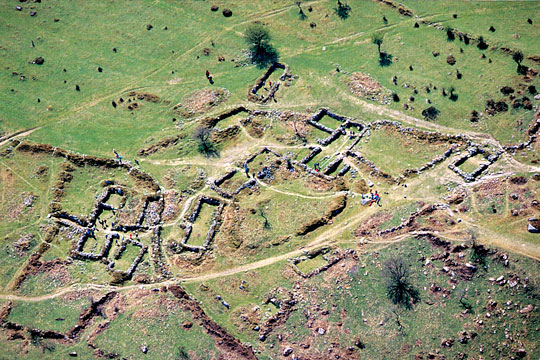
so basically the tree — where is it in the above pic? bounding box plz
[468,230,488,270]
[372,33,384,57]
[244,23,279,68]
[513,50,526,74]
[296,2,307,20]
[449,86,458,101]
[193,127,218,157]
[372,33,392,66]
[455,289,473,311]
[381,256,420,309]
[446,27,455,41]
[334,1,352,20]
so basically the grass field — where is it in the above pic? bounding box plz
[1,0,539,358]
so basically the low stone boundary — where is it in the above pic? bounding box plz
[323,155,344,175]
[0,292,119,346]
[448,146,502,182]
[15,141,160,192]
[247,63,291,104]
[169,285,258,359]
[346,150,393,182]
[297,194,347,236]
[201,106,250,128]
[71,233,118,261]
[377,203,448,236]
[109,238,148,278]
[307,108,365,146]
[300,146,321,164]
[171,195,225,253]
[209,170,258,199]
[504,111,540,152]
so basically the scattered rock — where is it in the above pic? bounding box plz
[441,338,454,348]
[141,345,148,354]
[283,347,293,356]
[446,54,456,66]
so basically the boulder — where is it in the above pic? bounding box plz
[283,347,293,356]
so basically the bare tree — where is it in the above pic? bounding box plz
[193,127,218,157]
[381,256,419,309]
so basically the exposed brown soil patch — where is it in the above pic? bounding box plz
[173,88,229,118]
[349,72,389,102]
[127,91,160,103]
[212,125,241,144]
[354,211,392,237]
[473,178,506,198]
[138,136,181,156]
[297,194,347,236]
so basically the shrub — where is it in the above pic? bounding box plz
[446,27,455,41]
[500,86,515,95]
[422,106,440,120]
[334,1,352,20]
[477,36,488,50]
[470,110,479,122]
[210,5,219,12]
[222,8,232,17]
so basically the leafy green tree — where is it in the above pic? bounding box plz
[244,23,279,68]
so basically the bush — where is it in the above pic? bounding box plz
[392,92,400,102]
[210,5,219,12]
[477,36,488,50]
[334,1,352,20]
[446,27,455,41]
[222,8,232,17]
[500,86,515,95]
[470,110,479,122]
[422,106,440,120]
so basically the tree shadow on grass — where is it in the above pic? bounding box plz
[379,52,393,67]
